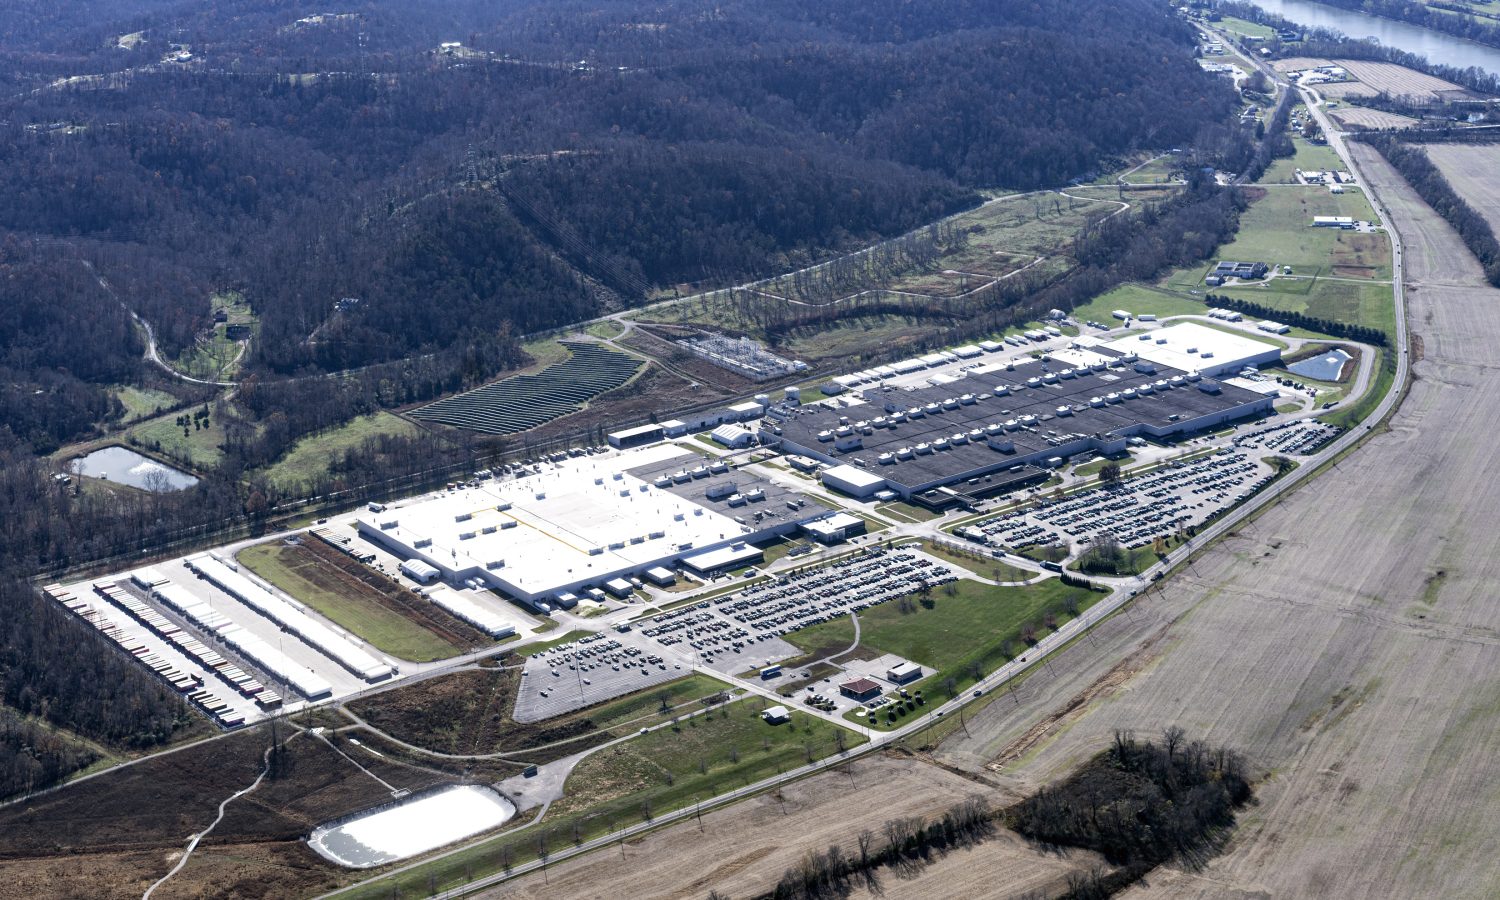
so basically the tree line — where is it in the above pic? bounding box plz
[1205,294,1392,344]
[1355,136,1500,286]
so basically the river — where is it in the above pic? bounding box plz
[1245,0,1500,76]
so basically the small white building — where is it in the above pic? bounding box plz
[887,662,923,684]
[644,566,676,586]
[821,464,887,498]
[762,704,791,725]
[711,424,755,449]
[401,559,439,583]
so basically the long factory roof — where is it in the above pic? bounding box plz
[774,351,1269,490]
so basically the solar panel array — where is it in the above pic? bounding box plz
[411,341,643,435]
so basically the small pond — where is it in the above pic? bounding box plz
[69,446,198,491]
[1287,348,1352,382]
[308,784,516,868]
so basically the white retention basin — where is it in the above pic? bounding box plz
[308,784,516,868]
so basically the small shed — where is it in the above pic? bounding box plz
[762,705,791,725]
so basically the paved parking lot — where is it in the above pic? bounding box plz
[1238,419,1340,455]
[976,449,1275,550]
[713,548,957,636]
[513,634,687,722]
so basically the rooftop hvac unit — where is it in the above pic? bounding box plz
[379,519,399,529]
[673,512,685,521]
[487,559,504,569]
[952,433,969,445]
[414,537,432,548]
[501,520,518,530]
[458,531,476,540]
[455,512,472,522]
[649,530,666,539]
[481,525,497,534]
[594,477,604,485]
[534,492,546,500]
[613,472,623,480]
[496,502,512,512]
[588,547,604,556]
[879,453,895,465]
[609,541,625,550]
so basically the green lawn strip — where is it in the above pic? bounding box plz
[1322,346,1394,431]
[262,412,421,490]
[920,540,1031,582]
[874,501,941,523]
[785,579,1097,730]
[515,630,592,656]
[333,700,863,899]
[236,542,462,662]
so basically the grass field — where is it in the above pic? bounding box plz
[263,412,419,490]
[1120,155,1183,185]
[1260,137,1345,184]
[127,407,228,469]
[1192,186,1388,280]
[784,579,1097,725]
[1070,284,1207,323]
[112,385,178,425]
[1214,279,1396,339]
[236,541,466,662]
[1218,15,1274,38]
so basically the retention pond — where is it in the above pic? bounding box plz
[1288,348,1352,382]
[69,446,198,491]
[308,784,516,868]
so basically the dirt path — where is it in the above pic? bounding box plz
[935,141,1500,898]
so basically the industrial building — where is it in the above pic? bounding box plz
[765,331,1277,507]
[606,423,666,449]
[1102,322,1281,378]
[1210,260,1268,281]
[802,511,867,544]
[355,443,824,609]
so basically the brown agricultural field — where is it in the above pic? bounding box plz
[479,753,1103,900]
[0,725,448,899]
[1328,106,1422,131]
[1333,60,1473,102]
[931,140,1500,899]
[1422,144,1500,232]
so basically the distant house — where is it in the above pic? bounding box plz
[1211,261,1268,281]
[224,324,252,340]
[762,705,791,725]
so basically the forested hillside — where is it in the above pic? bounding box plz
[0,0,1237,452]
